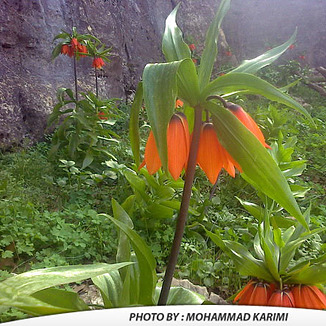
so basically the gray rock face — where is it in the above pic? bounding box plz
[0,0,325,148]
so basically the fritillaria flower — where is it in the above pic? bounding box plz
[234,280,274,306]
[188,43,196,51]
[226,102,270,149]
[268,289,295,307]
[292,285,326,310]
[197,122,239,183]
[92,57,105,69]
[140,113,190,180]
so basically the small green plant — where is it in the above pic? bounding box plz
[48,89,120,170]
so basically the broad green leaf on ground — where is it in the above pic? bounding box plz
[198,0,231,90]
[205,101,308,229]
[129,82,143,167]
[162,4,191,62]
[231,29,297,74]
[0,263,130,315]
[201,72,314,125]
[154,286,205,305]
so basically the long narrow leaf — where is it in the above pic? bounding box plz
[231,29,297,74]
[142,61,182,171]
[101,211,157,305]
[201,73,314,125]
[162,4,191,62]
[198,0,231,90]
[206,101,308,229]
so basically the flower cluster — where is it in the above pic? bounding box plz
[61,38,88,58]
[92,57,105,69]
[234,280,326,309]
[140,101,269,183]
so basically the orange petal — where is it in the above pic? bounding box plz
[248,282,270,306]
[268,289,295,307]
[234,280,255,304]
[143,131,162,174]
[227,102,270,149]
[175,99,184,108]
[197,123,223,184]
[167,114,189,180]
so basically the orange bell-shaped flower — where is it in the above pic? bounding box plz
[92,57,105,69]
[140,113,190,180]
[234,280,273,306]
[197,123,239,183]
[268,289,295,307]
[226,102,271,149]
[292,285,326,309]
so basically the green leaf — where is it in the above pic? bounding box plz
[236,197,264,222]
[142,61,181,171]
[177,59,200,107]
[92,270,122,308]
[206,101,308,229]
[0,263,131,315]
[162,4,191,62]
[51,43,63,60]
[201,73,314,125]
[154,286,205,305]
[205,229,274,282]
[32,288,89,312]
[101,210,157,305]
[198,0,231,90]
[81,151,94,169]
[288,263,326,284]
[129,82,143,167]
[231,29,297,74]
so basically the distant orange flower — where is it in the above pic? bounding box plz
[268,289,295,307]
[289,44,295,50]
[197,123,238,183]
[292,285,326,310]
[92,57,105,69]
[226,102,271,149]
[175,99,184,108]
[299,55,306,60]
[98,111,108,120]
[77,43,88,57]
[225,51,232,56]
[188,43,196,51]
[192,58,198,64]
[70,38,79,50]
[140,113,190,180]
[234,280,273,306]
[61,44,70,55]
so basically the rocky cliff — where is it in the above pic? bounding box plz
[0,0,325,148]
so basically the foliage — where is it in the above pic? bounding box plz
[47,89,121,170]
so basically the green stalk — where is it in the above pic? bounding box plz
[95,66,99,97]
[158,106,203,305]
[73,56,78,101]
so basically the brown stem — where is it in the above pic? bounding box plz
[158,106,203,305]
[73,56,78,101]
[95,67,99,97]
[206,95,227,108]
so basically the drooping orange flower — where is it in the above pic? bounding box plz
[70,38,79,51]
[61,44,70,55]
[225,50,232,56]
[292,285,326,310]
[92,57,105,69]
[188,43,196,51]
[234,280,273,306]
[175,99,184,108]
[77,43,88,57]
[226,102,271,149]
[98,111,108,120]
[268,289,295,307]
[197,123,238,183]
[140,113,190,180]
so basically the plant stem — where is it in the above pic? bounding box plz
[73,56,78,101]
[158,106,203,305]
[95,67,99,97]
